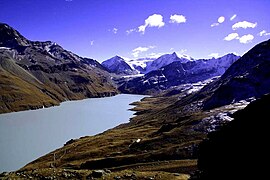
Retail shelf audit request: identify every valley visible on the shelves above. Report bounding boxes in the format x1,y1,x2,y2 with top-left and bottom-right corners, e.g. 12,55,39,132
0,22,270,180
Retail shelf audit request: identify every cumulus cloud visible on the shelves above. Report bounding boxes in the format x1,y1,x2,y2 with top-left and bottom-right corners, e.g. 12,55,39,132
138,14,165,34
224,33,254,44
209,53,219,58
230,14,237,21
132,46,155,57
239,34,254,44
232,21,257,30
258,30,270,36
224,33,239,41
169,14,186,24
218,16,225,23
211,16,225,27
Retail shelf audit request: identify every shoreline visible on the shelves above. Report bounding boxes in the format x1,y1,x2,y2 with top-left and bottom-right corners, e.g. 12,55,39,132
0,91,118,115
0,94,146,173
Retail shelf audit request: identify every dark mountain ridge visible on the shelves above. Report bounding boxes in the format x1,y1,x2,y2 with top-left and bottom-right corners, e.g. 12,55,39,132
0,23,118,114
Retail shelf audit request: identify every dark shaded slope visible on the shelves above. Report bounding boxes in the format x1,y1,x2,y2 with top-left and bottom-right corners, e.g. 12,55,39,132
196,94,270,179
202,39,270,109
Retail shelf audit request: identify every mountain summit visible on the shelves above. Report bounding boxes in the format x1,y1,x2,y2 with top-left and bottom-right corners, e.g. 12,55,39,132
101,56,136,75
0,23,30,49
145,52,191,73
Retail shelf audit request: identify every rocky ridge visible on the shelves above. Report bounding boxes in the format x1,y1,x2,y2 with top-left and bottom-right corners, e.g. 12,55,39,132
0,23,118,113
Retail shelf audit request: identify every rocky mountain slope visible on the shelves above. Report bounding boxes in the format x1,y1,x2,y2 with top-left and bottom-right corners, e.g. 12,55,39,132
198,39,270,109
0,23,118,114
119,53,239,94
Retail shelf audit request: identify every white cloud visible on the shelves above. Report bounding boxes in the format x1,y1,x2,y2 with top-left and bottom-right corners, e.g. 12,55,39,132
239,34,254,44
178,49,187,55
169,14,186,24
224,33,239,41
232,21,257,30
108,28,118,34
211,16,225,27
132,47,150,53
209,53,219,58
138,25,146,33
132,46,155,58
90,40,94,46
132,52,140,58
126,28,136,35
218,16,225,23
138,14,165,34
211,23,219,27
258,30,270,36
224,33,254,44
112,28,118,34
230,14,237,21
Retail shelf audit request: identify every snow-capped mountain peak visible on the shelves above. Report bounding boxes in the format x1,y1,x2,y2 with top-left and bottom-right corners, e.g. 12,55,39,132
145,52,191,73
101,55,137,75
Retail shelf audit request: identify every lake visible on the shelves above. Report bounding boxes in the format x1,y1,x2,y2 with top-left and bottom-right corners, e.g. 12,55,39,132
0,94,145,173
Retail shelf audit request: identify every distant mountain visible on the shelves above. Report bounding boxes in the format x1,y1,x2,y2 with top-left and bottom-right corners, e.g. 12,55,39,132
0,23,117,113
145,52,193,73
101,56,137,75
102,53,192,75
119,53,239,94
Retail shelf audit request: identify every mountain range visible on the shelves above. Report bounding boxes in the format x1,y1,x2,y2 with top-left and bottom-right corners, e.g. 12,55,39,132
1,23,270,179
101,52,194,75
118,53,239,94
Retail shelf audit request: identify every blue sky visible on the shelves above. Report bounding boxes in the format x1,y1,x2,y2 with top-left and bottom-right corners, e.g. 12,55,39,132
0,0,270,62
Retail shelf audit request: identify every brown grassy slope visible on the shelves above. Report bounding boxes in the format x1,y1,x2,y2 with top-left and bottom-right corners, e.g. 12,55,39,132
0,54,59,113
0,48,118,114
21,93,210,175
